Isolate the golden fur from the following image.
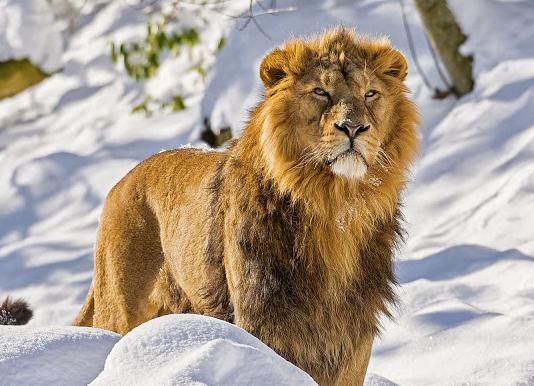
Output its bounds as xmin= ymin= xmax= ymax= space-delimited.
xmin=74 ymin=28 xmax=419 ymax=385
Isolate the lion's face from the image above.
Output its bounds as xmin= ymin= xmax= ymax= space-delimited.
xmin=258 ymin=29 xmax=410 ymax=181
xmin=288 ymin=63 xmax=395 ymax=179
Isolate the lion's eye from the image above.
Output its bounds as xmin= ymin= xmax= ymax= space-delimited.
xmin=313 ymin=88 xmax=329 ymax=97
xmin=365 ymin=90 xmax=378 ymax=98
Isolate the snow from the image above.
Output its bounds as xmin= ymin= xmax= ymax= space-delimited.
xmin=0 ymin=325 xmax=119 ymax=386
xmin=1 ymin=0 xmax=534 ymax=384
xmin=0 ymin=0 xmax=63 ymax=72
xmin=91 ymin=314 xmax=317 ymax=386
xmin=0 ymin=315 xmax=315 ymax=386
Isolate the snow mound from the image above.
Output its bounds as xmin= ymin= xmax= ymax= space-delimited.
xmin=0 ymin=0 xmax=63 ymax=72
xmin=91 ymin=314 xmax=317 ymax=386
xmin=0 ymin=325 xmax=119 ymax=386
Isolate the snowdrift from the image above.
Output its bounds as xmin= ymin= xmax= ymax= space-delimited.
xmin=0 ymin=315 xmax=317 ymax=386
xmin=0 ymin=325 xmax=119 ymax=386
xmin=91 ymin=314 xmax=317 ymax=386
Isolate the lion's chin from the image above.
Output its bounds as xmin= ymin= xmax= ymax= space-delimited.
xmin=329 ymin=153 xmax=368 ymax=180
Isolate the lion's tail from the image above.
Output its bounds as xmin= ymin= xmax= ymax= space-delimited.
xmin=73 ymin=285 xmax=94 ymax=327
xmin=0 ymin=297 xmax=33 ymax=325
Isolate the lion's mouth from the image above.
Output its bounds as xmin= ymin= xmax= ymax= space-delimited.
xmin=326 ymin=148 xmax=369 ymax=168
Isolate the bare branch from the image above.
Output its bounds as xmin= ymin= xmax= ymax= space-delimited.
xmin=122 ymin=0 xmax=295 ymax=40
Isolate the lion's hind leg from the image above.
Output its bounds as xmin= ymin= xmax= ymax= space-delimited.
xmin=90 ymin=186 xmax=166 ymax=335
xmin=151 ymin=262 xmax=193 ymax=317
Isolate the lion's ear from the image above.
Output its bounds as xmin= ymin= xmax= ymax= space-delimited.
xmin=383 ymin=49 xmax=408 ymax=81
xmin=260 ymin=48 xmax=288 ymax=88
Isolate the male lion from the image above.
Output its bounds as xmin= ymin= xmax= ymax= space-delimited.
xmin=75 ymin=28 xmax=419 ymax=385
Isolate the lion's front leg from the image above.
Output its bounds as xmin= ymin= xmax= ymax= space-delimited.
xmin=335 ymin=334 xmax=374 ymax=386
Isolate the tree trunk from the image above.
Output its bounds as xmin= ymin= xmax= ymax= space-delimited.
xmin=413 ymin=0 xmax=474 ymax=96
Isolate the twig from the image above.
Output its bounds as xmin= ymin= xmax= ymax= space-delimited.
xmin=398 ymin=0 xmax=452 ymax=99
xmin=425 ymin=33 xmax=453 ymax=89
xmin=398 ymin=0 xmax=434 ymax=91
xmin=233 ymin=0 xmax=294 ymax=40
xmin=125 ymin=0 xmax=293 ymax=41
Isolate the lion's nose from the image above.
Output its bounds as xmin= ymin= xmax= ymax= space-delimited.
xmin=334 ymin=120 xmax=370 ymax=139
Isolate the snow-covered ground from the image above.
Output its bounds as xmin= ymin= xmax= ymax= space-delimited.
xmin=0 ymin=324 xmax=119 ymax=385
xmin=1 ymin=0 xmax=533 ymax=385
xmin=91 ymin=314 xmax=317 ymax=386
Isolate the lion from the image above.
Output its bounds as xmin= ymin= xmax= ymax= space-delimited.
xmin=74 ymin=27 xmax=419 ymax=385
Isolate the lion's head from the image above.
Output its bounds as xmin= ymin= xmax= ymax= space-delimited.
xmin=254 ymin=28 xmax=418 ymax=191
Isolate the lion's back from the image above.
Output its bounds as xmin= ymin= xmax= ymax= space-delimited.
xmin=106 ymin=147 xmax=226 ymax=207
